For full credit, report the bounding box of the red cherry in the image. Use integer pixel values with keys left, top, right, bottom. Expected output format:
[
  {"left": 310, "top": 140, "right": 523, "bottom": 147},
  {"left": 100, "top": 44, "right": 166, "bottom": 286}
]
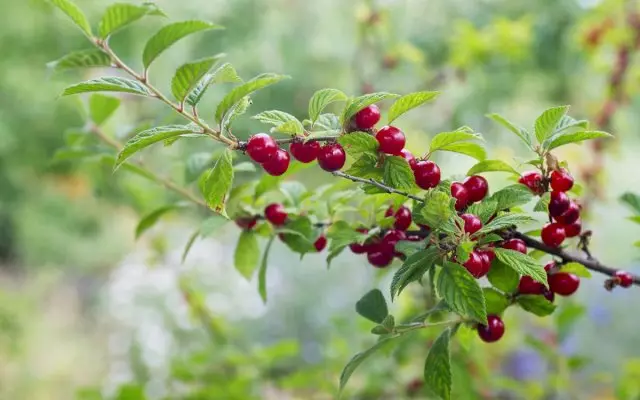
[
  {"left": 463, "top": 251, "right": 485, "bottom": 278},
  {"left": 354, "top": 104, "right": 381, "bottom": 130},
  {"left": 548, "top": 191, "right": 570, "bottom": 217},
  {"left": 477, "top": 251, "right": 492, "bottom": 277},
  {"left": 555, "top": 201, "right": 580, "bottom": 225},
  {"left": 350, "top": 228, "right": 370, "bottom": 254},
  {"left": 386, "top": 206, "right": 412, "bottom": 231},
  {"left": 615, "top": 270, "right": 634, "bottom": 288},
  {"left": 543, "top": 288, "right": 555, "bottom": 302},
  {"left": 399, "top": 148, "right": 417, "bottom": 170},
  {"left": 367, "top": 250, "right": 394, "bottom": 268},
  {"left": 381, "top": 229, "right": 407, "bottom": 254},
  {"left": 564, "top": 219, "right": 582, "bottom": 237},
  {"left": 544, "top": 261, "right": 556, "bottom": 272},
  {"left": 548, "top": 272, "right": 580, "bottom": 296},
  {"left": 478, "top": 248, "right": 496, "bottom": 263},
  {"left": 264, "top": 203, "right": 287, "bottom": 226},
  {"left": 289, "top": 140, "right": 320, "bottom": 163},
  {"left": 262, "top": 148, "right": 290, "bottom": 176},
  {"left": 550, "top": 169, "right": 574, "bottom": 192},
  {"left": 235, "top": 217, "right": 257, "bottom": 230},
  {"left": 376, "top": 126, "right": 406, "bottom": 155},
  {"left": 314, "top": 235, "right": 327, "bottom": 252},
  {"left": 541, "top": 223, "right": 566, "bottom": 247},
  {"left": 502, "top": 239, "right": 527, "bottom": 254},
  {"left": 463, "top": 175, "right": 489, "bottom": 203},
  {"left": 460, "top": 214, "right": 482, "bottom": 235},
  {"left": 518, "top": 276, "right": 544, "bottom": 295},
  {"left": 413, "top": 160, "right": 441, "bottom": 190},
  {"left": 451, "top": 182, "right": 469, "bottom": 211},
  {"left": 518, "top": 171, "right": 544, "bottom": 195},
  {"left": 477, "top": 315, "right": 505, "bottom": 343},
  {"left": 246, "top": 133, "right": 278, "bottom": 163},
  {"left": 317, "top": 143, "right": 346, "bottom": 171}
]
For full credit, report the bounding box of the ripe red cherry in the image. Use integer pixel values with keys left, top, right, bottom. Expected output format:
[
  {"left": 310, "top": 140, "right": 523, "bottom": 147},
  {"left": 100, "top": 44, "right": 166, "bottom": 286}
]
[
  {"left": 413, "top": 160, "right": 441, "bottom": 190},
  {"left": 350, "top": 228, "right": 370, "bottom": 254},
  {"left": 541, "top": 223, "right": 566, "bottom": 247},
  {"left": 451, "top": 182, "right": 469, "bottom": 211},
  {"left": 502, "top": 238, "right": 527, "bottom": 254},
  {"left": 314, "top": 235, "right": 327, "bottom": 252},
  {"left": 399, "top": 148, "right": 417, "bottom": 170},
  {"left": 246, "top": 133, "right": 278, "bottom": 163},
  {"left": 543, "top": 288, "right": 555, "bottom": 302},
  {"left": 317, "top": 143, "right": 346, "bottom": 171},
  {"left": 381, "top": 229, "right": 407, "bottom": 254},
  {"left": 564, "top": 219, "right": 582, "bottom": 237},
  {"left": 518, "top": 276, "right": 544, "bottom": 295},
  {"left": 463, "top": 175, "right": 489, "bottom": 203},
  {"left": 463, "top": 251, "right": 485, "bottom": 278},
  {"left": 477, "top": 248, "right": 495, "bottom": 263},
  {"left": 235, "top": 217, "right": 257, "bottom": 230},
  {"left": 477, "top": 315, "right": 505, "bottom": 343},
  {"left": 548, "top": 191, "right": 570, "bottom": 217},
  {"left": 518, "top": 171, "right": 544, "bottom": 195},
  {"left": 544, "top": 261, "right": 556, "bottom": 272},
  {"left": 460, "top": 214, "right": 482, "bottom": 235},
  {"left": 264, "top": 203, "right": 287, "bottom": 226},
  {"left": 555, "top": 201, "right": 580, "bottom": 225},
  {"left": 615, "top": 270, "right": 634, "bottom": 288},
  {"left": 550, "top": 169, "right": 574, "bottom": 192},
  {"left": 289, "top": 140, "right": 321, "bottom": 163},
  {"left": 262, "top": 148, "right": 290, "bottom": 176},
  {"left": 477, "top": 251, "right": 492, "bottom": 277},
  {"left": 354, "top": 104, "right": 381, "bottom": 130},
  {"left": 376, "top": 126, "right": 406, "bottom": 154},
  {"left": 367, "top": 250, "right": 394, "bottom": 268},
  {"left": 386, "top": 206, "right": 412, "bottom": 231},
  {"left": 548, "top": 272, "right": 580, "bottom": 296}
]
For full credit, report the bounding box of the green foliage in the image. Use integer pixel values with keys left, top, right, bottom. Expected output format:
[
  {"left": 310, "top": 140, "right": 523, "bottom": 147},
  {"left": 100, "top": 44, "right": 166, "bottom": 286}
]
[
  {"left": 115, "top": 125, "right": 199, "bottom": 169},
  {"left": 483, "top": 288, "right": 510, "bottom": 315},
  {"left": 387, "top": 91, "right": 440, "bottom": 123},
  {"left": 534, "top": 105, "right": 570, "bottom": 144},
  {"left": 437, "top": 262, "right": 487, "bottom": 324},
  {"left": 89, "top": 94, "right": 120, "bottom": 125},
  {"left": 383, "top": 156, "right": 415, "bottom": 190},
  {"left": 47, "top": 49, "right": 111, "bottom": 71},
  {"left": 234, "top": 230, "right": 260, "bottom": 279},
  {"left": 308, "top": 88, "right": 348, "bottom": 124},
  {"left": 338, "top": 132, "right": 379, "bottom": 158},
  {"left": 62, "top": 76, "right": 151, "bottom": 96},
  {"left": 429, "top": 130, "right": 486, "bottom": 160},
  {"left": 339, "top": 337, "right": 396, "bottom": 394},
  {"left": 341, "top": 92, "right": 399, "bottom": 124},
  {"left": 559, "top": 262, "right": 592, "bottom": 278},
  {"left": 423, "top": 328, "right": 453, "bottom": 400},
  {"left": 355, "top": 289, "right": 389, "bottom": 323},
  {"left": 49, "top": 0, "right": 93, "bottom": 37},
  {"left": 215, "top": 73, "right": 289, "bottom": 123},
  {"left": 135, "top": 204, "right": 182, "bottom": 239},
  {"left": 186, "top": 63, "right": 242, "bottom": 106},
  {"left": 171, "top": 56, "right": 224, "bottom": 102},
  {"left": 199, "top": 149, "right": 234, "bottom": 216},
  {"left": 517, "top": 295, "right": 556, "bottom": 317},
  {"left": 467, "top": 160, "right": 519, "bottom": 176},
  {"left": 494, "top": 248, "right": 548, "bottom": 286},
  {"left": 487, "top": 259, "right": 520, "bottom": 293},
  {"left": 390, "top": 246, "right": 440, "bottom": 299}
]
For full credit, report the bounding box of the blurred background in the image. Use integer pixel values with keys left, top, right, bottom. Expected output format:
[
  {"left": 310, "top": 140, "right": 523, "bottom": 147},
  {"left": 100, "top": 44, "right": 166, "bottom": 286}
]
[{"left": 2, "top": 0, "right": 640, "bottom": 398}]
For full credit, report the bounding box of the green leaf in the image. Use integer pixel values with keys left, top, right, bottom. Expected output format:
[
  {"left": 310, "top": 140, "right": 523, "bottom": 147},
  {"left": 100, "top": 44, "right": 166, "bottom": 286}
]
[
  {"left": 437, "top": 262, "right": 487, "bottom": 324},
  {"left": 49, "top": 0, "right": 92, "bottom": 38},
  {"left": 478, "top": 213, "right": 535, "bottom": 234},
  {"left": 534, "top": 105, "right": 569, "bottom": 144},
  {"left": 326, "top": 221, "right": 368, "bottom": 249},
  {"left": 383, "top": 156, "right": 415, "bottom": 191},
  {"left": 313, "top": 113, "right": 341, "bottom": 131},
  {"left": 559, "top": 262, "right": 592, "bottom": 278},
  {"left": 487, "top": 259, "right": 520, "bottom": 293},
  {"left": 258, "top": 236, "right": 276, "bottom": 303},
  {"left": 62, "top": 77, "right": 150, "bottom": 97},
  {"left": 98, "top": 2, "right": 162, "bottom": 38},
  {"left": 115, "top": 125, "right": 198, "bottom": 169},
  {"left": 89, "top": 94, "right": 120, "bottom": 125},
  {"left": 135, "top": 204, "right": 182, "bottom": 238},
  {"left": 487, "top": 113, "right": 533, "bottom": 148},
  {"left": 233, "top": 161, "right": 257, "bottom": 173},
  {"left": 494, "top": 248, "right": 547, "bottom": 287},
  {"left": 216, "top": 73, "right": 288, "bottom": 123},
  {"left": 278, "top": 216, "right": 315, "bottom": 254},
  {"left": 432, "top": 141, "right": 486, "bottom": 161},
  {"left": 387, "top": 91, "right": 440, "bottom": 123},
  {"left": 517, "top": 295, "right": 556, "bottom": 317},
  {"left": 345, "top": 154, "right": 381, "bottom": 179},
  {"left": 308, "top": 88, "right": 348, "bottom": 124},
  {"left": 545, "top": 131, "right": 613, "bottom": 151},
  {"left": 621, "top": 192, "right": 640, "bottom": 214},
  {"left": 394, "top": 240, "right": 426, "bottom": 257},
  {"left": 47, "top": 49, "right": 111, "bottom": 71},
  {"left": 465, "top": 200, "right": 497, "bottom": 224},
  {"left": 199, "top": 149, "right": 234, "bottom": 216},
  {"left": 467, "top": 160, "right": 519, "bottom": 176},
  {"left": 483, "top": 288, "right": 510, "bottom": 315},
  {"left": 234, "top": 230, "right": 260, "bottom": 279},
  {"left": 171, "top": 56, "right": 223, "bottom": 102},
  {"left": 143, "top": 20, "right": 222, "bottom": 68},
  {"left": 429, "top": 131, "right": 481, "bottom": 152},
  {"left": 252, "top": 110, "right": 303, "bottom": 135},
  {"left": 199, "top": 215, "right": 228, "bottom": 237},
  {"left": 186, "top": 63, "right": 243, "bottom": 106},
  {"left": 338, "top": 132, "right": 379, "bottom": 158},
  {"left": 534, "top": 192, "right": 551, "bottom": 212},
  {"left": 355, "top": 289, "right": 389, "bottom": 323},
  {"left": 221, "top": 96, "right": 251, "bottom": 134},
  {"left": 423, "top": 328, "right": 452, "bottom": 400},
  {"left": 339, "top": 337, "right": 396, "bottom": 394},
  {"left": 478, "top": 233, "right": 504, "bottom": 245},
  {"left": 371, "top": 315, "right": 396, "bottom": 335},
  {"left": 391, "top": 247, "right": 440, "bottom": 300},
  {"left": 181, "top": 229, "right": 200, "bottom": 263},
  {"left": 418, "top": 191, "right": 454, "bottom": 229},
  {"left": 341, "top": 92, "right": 400, "bottom": 124},
  {"left": 489, "top": 184, "right": 534, "bottom": 211}
]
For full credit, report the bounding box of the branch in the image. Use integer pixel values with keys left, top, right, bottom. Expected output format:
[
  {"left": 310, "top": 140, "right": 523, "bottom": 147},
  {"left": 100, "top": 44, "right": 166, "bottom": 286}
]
[{"left": 332, "top": 171, "right": 424, "bottom": 202}]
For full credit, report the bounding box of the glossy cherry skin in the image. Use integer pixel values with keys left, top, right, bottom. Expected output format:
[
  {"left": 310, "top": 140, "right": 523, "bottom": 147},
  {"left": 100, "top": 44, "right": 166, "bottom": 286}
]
[
  {"left": 548, "top": 272, "right": 580, "bottom": 296},
  {"left": 615, "top": 270, "right": 634, "bottom": 288},
  {"left": 550, "top": 169, "right": 574, "bottom": 192},
  {"left": 460, "top": 214, "right": 482, "bottom": 235},
  {"left": 548, "top": 191, "right": 570, "bottom": 217},
  {"left": 289, "top": 140, "right": 321, "bottom": 163},
  {"left": 399, "top": 148, "right": 417, "bottom": 170},
  {"left": 564, "top": 219, "right": 582, "bottom": 238},
  {"left": 555, "top": 201, "right": 580, "bottom": 225},
  {"left": 317, "top": 143, "right": 346, "bottom": 171},
  {"left": 314, "top": 235, "right": 327, "bottom": 252},
  {"left": 349, "top": 228, "right": 370, "bottom": 254},
  {"left": 463, "top": 251, "right": 485, "bottom": 278},
  {"left": 501, "top": 238, "right": 527, "bottom": 254},
  {"left": 264, "top": 203, "right": 288, "bottom": 226},
  {"left": 376, "top": 125, "right": 406, "bottom": 154},
  {"left": 354, "top": 104, "right": 381, "bottom": 130},
  {"left": 235, "top": 217, "right": 258, "bottom": 230},
  {"left": 451, "top": 182, "right": 470, "bottom": 211},
  {"left": 463, "top": 175, "right": 489, "bottom": 203},
  {"left": 518, "top": 275, "right": 545, "bottom": 295},
  {"left": 246, "top": 133, "right": 278, "bottom": 163},
  {"left": 367, "top": 250, "right": 394, "bottom": 268},
  {"left": 262, "top": 148, "right": 290, "bottom": 176},
  {"left": 541, "top": 223, "right": 566, "bottom": 248},
  {"left": 386, "top": 206, "right": 412, "bottom": 231},
  {"left": 477, "top": 315, "right": 505, "bottom": 343},
  {"left": 413, "top": 161, "right": 441, "bottom": 190},
  {"left": 519, "top": 171, "right": 545, "bottom": 195}
]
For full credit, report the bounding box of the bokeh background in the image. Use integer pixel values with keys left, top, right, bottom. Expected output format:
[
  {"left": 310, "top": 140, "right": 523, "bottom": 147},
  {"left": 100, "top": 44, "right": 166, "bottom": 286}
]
[{"left": 2, "top": 0, "right": 640, "bottom": 399}]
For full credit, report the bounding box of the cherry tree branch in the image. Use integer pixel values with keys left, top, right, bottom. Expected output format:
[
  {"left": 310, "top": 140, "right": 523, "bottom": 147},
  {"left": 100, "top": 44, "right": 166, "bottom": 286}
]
[{"left": 332, "top": 171, "right": 424, "bottom": 202}]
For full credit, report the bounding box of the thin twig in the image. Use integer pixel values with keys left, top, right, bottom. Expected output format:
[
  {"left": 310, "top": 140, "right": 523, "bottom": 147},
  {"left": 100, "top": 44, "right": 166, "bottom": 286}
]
[{"left": 332, "top": 171, "right": 424, "bottom": 202}]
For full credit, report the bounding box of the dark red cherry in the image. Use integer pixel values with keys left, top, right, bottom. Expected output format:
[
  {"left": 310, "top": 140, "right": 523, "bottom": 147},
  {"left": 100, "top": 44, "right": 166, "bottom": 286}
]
[
  {"left": 477, "top": 315, "right": 505, "bottom": 343},
  {"left": 463, "top": 175, "right": 489, "bottom": 203},
  {"left": 246, "top": 133, "right": 278, "bottom": 163}
]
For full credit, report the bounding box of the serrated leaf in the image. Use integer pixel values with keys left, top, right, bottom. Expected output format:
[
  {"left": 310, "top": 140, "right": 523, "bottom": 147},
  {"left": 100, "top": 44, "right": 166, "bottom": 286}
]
[
  {"left": 308, "top": 88, "right": 348, "bottom": 124},
  {"left": 89, "top": 94, "right": 120, "bottom": 125},
  {"left": 559, "top": 262, "right": 592, "bottom": 278},
  {"left": 338, "top": 132, "right": 379, "bottom": 158},
  {"left": 258, "top": 236, "right": 276, "bottom": 303},
  {"left": 534, "top": 192, "right": 551, "bottom": 212},
  {"left": 418, "top": 191, "right": 454, "bottom": 229},
  {"left": 326, "top": 221, "right": 368, "bottom": 248},
  {"left": 356, "top": 289, "right": 388, "bottom": 323},
  {"left": 482, "top": 287, "right": 510, "bottom": 315},
  {"left": 394, "top": 240, "right": 426, "bottom": 257},
  {"left": 478, "top": 213, "right": 534, "bottom": 234},
  {"left": 272, "top": 120, "right": 304, "bottom": 135},
  {"left": 465, "top": 200, "right": 497, "bottom": 224},
  {"left": 279, "top": 181, "right": 308, "bottom": 206},
  {"left": 98, "top": 3, "right": 162, "bottom": 38},
  {"left": 487, "top": 113, "right": 533, "bottom": 148},
  {"left": 387, "top": 91, "right": 440, "bottom": 123},
  {"left": 423, "top": 328, "right": 452, "bottom": 400},
  {"left": 545, "top": 130, "right": 612, "bottom": 151},
  {"left": 47, "top": 49, "right": 111, "bottom": 71},
  {"left": 216, "top": 73, "right": 288, "bottom": 123},
  {"left": 467, "top": 160, "right": 518, "bottom": 176},
  {"left": 221, "top": 96, "right": 251, "bottom": 133},
  {"left": 62, "top": 77, "right": 150, "bottom": 97},
  {"left": 487, "top": 259, "right": 519, "bottom": 293},
  {"left": 313, "top": 113, "right": 341, "bottom": 131},
  {"left": 341, "top": 92, "right": 400, "bottom": 124},
  {"left": 517, "top": 295, "right": 556, "bottom": 317},
  {"left": 429, "top": 131, "right": 481, "bottom": 152},
  {"left": 278, "top": 216, "right": 315, "bottom": 254},
  {"left": 489, "top": 184, "right": 534, "bottom": 211},
  {"left": 339, "top": 337, "right": 396, "bottom": 394},
  {"left": 534, "top": 105, "right": 569, "bottom": 144},
  {"left": 199, "top": 149, "right": 234, "bottom": 216},
  {"left": 143, "top": 20, "right": 222, "bottom": 68},
  {"left": 437, "top": 262, "right": 487, "bottom": 324},
  {"left": 234, "top": 230, "right": 260, "bottom": 279},
  {"left": 345, "top": 154, "right": 381, "bottom": 179},
  {"left": 186, "top": 63, "right": 243, "bottom": 106},
  {"left": 135, "top": 204, "right": 181, "bottom": 238},
  {"left": 494, "top": 248, "right": 547, "bottom": 287},
  {"left": 171, "top": 56, "right": 223, "bottom": 102},
  {"left": 621, "top": 192, "right": 640, "bottom": 214},
  {"left": 115, "top": 125, "right": 198, "bottom": 169},
  {"left": 391, "top": 246, "right": 440, "bottom": 299},
  {"left": 383, "top": 156, "right": 415, "bottom": 190},
  {"left": 253, "top": 110, "right": 300, "bottom": 128},
  {"left": 49, "top": 0, "right": 92, "bottom": 37}
]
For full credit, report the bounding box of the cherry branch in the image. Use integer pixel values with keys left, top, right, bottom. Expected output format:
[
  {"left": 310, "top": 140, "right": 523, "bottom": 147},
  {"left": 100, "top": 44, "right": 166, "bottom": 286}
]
[{"left": 332, "top": 171, "right": 424, "bottom": 202}]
